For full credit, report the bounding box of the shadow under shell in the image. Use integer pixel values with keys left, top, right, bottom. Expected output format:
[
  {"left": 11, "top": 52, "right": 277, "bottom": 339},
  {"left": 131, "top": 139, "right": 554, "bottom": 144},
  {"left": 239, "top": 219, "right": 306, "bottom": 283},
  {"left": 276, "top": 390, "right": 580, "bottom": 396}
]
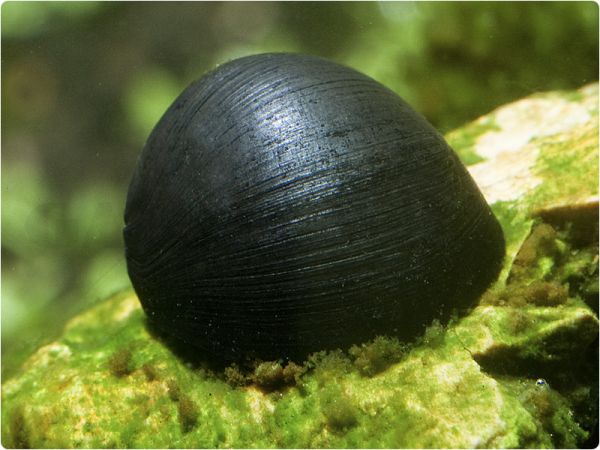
[{"left": 124, "top": 53, "right": 505, "bottom": 364}]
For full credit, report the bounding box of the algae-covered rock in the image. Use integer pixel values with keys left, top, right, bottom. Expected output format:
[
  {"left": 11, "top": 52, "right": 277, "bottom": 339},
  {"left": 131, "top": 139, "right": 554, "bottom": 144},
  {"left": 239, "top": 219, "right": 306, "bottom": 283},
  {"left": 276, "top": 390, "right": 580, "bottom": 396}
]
[{"left": 2, "top": 84, "right": 598, "bottom": 448}]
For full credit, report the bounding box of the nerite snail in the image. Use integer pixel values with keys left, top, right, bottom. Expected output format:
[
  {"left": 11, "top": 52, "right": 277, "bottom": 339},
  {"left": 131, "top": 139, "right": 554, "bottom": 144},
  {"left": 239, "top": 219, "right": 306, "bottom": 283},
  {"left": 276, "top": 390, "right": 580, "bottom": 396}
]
[{"left": 123, "top": 53, "right": 505, "bottom": 363}]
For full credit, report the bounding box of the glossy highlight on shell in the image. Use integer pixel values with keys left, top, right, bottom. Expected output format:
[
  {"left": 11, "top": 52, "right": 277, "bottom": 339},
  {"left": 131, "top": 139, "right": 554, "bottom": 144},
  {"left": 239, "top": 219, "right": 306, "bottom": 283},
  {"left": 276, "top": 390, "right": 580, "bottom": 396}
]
[{"left": 123, "top": 53, "right": 505, "bottom": 363}]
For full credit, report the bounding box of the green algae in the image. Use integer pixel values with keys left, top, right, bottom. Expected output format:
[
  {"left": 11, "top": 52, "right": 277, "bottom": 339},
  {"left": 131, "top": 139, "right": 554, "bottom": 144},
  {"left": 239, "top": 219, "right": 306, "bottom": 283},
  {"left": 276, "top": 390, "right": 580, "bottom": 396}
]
[
  {"left": 528, "top": 121, "right": 599, "bottom": 211},
  {"left": 7, "top": 405, "right": 29, "bottom": 449},
  {"left": 489, "top": 200, "right": 535, "bottom": 285},
  {"left": 108, "top": 347, "right": 134, "bottom": 378},
  {"left": 348, "top": 335, "right": 408, "bottom": 376},
  {"left": 498, "top": 378, "right": 588, "bottom": 449},
  {"left": 321, "top": 389, "right": 359, "bottom": 432},
  {"left": 446, "top": 114, "right": 500, "bottom": 165},
  {"left": 177, "top": 394, "right": 200, "bottom": 433}
]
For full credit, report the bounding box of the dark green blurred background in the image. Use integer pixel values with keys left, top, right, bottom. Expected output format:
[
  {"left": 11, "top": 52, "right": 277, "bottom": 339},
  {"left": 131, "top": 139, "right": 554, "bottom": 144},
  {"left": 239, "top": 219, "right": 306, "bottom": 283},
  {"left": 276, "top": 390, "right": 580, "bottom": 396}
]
[{"left": 1, "top": 1, "right": 598, "bottom": 377}]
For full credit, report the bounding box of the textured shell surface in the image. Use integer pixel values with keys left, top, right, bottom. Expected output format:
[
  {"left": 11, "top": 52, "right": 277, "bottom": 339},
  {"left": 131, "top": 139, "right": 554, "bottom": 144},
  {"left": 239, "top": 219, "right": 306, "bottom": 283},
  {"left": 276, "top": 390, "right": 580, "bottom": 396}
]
[{"left": 124, "top": 53, "right": 505, "bottom": 363}]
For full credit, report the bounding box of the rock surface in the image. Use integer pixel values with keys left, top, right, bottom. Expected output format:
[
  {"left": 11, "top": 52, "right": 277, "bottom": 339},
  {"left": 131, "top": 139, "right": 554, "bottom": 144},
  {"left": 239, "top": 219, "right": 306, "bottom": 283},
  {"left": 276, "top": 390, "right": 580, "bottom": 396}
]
[{"left": 2, "top": 83, "right": 598, "bottom": 448}]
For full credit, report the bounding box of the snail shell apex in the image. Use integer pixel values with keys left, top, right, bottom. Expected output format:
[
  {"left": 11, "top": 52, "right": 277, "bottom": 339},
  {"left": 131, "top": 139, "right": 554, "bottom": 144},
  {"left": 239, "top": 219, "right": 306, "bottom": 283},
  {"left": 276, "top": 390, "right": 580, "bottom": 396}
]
[{"left": 124, "top": 53, "right": 505, "bottom": 363}]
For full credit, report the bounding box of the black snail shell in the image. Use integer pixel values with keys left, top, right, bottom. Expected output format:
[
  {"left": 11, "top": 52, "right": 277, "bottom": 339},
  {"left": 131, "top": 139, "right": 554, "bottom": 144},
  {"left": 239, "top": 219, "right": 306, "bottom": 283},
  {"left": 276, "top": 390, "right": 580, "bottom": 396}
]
[{"left": 124, "top": 53, "right": 505, "bottom": 363}]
